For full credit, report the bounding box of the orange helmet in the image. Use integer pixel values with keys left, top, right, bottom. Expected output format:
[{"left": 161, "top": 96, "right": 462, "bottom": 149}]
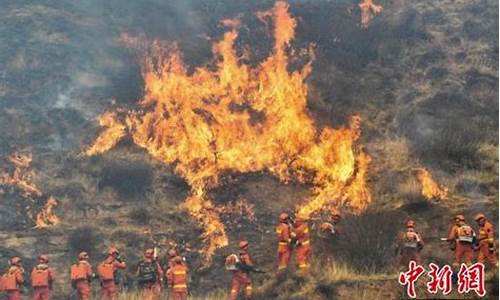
[
  {"left": 279, "top": 212, "right": 289, "bottom": 222},
  {"left": 474, "top": 213, "right": 486, "bottom": 222},
  {"left": 454, "top": 215, "right": 465, "bottom": 222},
  {"left": 173, "top": 256, "right": 183, "bottom": 264},
  {"left": 108, "top": 247, "right": 119, "bottom": 256},
  {"left": 38, "top": 254, "right": 49, "bottom": 263},
  {"left": 406, "top": 220, "right": 416, "bottom": 228},
  {"left": 320, "top": 222, "right": 334, "bottom": 233},
  {"left": 239, "top": 240, "right": 249, "bottom": 249},
  {"left": 10, "top": 257, "right": 22, "bottom": 265},
  {"left": 79, "top": 252, "right": 89, "bottom": 260},
  {"left": 144, "top": 248, "right": 154, "bottom": 258},
  {"left": 167, "top": 249, "right": 178, "bottom": 258}
]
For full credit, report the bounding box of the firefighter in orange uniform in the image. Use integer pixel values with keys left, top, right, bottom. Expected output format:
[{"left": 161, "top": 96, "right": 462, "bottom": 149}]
[
  {"left": 447, "top": 215, "right": 476, "bottom": 267},
  {"left": 1, "top": 257, "right": 25, "bottom": 300},
  {"left": 166, "top": 249, "right": 179, "bottom": 269},
  {"left": 294, "top": 215, "right": 311, "bottom": 271},
  {"left": 136, "top": 248, "right": 163, "bottom": 300},
  {"left": 397, "top": 220, "right": 424, "bottom": 267},
  {"left": 230, "top": 241, "right": 254, "bottom": 300},
  {"left": 474, "top": 213, "right": 498, "bottom": 267},
  {"left": 276, "top": 212, "right": 293, "bottom": 272},
  {"left": 165, "top": 256, "right": 189, "bottom": 300},
  {"left": 97, "top": 247, "right": 126, "bottom": 300},
  {"left": 70, "top": 252, "right": 94, "bottom": 300},
  {"left": 317, "top": 210, "right": 342, "bottom": 263},
  {"left": 31, "top": 254, "right": 55, "bottom": 300}
]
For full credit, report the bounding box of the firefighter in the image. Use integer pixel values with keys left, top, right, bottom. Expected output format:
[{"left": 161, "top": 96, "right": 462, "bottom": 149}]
[
  {"left": 31, "top": 254, "right": 55, "bottom": 300},
  {"left": 165, "top": 256, "right": 189, "bottom": 300},
  {"left": 276, "top": 212, "right": 293, "bottom": 272},
  {"left": 397, "top": 220, "right": 424, "bottom": 267},
  {"left": 166, "top": 248, "right": 179, "bottom": 269},
  {"left": 317, "top": 210, "right": 342, "bottom": 263},
  {"left": 1, "top": 257, "right": 25, "bottom": 300},
  {"left": 229, "top": 241, "right": 254, "bottom": 300},
  {"left": 294, "top": 215, "right": 311, "bottom": 271},
  {"left": 447, "top": 215, "right": 476, "bottom": 267},
  {"left": 97, "top": 247, "right": 126, "bottom": 300},
  {"left": 70, "top": 252, "right": 94, "bottom": 300},
  {"left": 136, "top": 248, "right": 163, "bottom": 300},
  {"left": 474, "top": 213, "right": 498, "bottom": 267}
]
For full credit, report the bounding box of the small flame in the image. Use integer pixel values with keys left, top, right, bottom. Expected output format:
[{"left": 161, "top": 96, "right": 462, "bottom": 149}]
[
  {"left": 85, "top": 1, "right": 371, "bottom": 263},
  {"left": 0, "top": 152, "right": 42, "bottom": 197},
  {"left": 416, "top": 168, "right": 448, "bottom": 201},
  {"left": 35, "top": 196, "right": 60, "bottom": 228},
  {"left": 0, "top": 152, "right": 60, "bottom": 228},
  {"left": 359, "top": 0, "right": 383, "bottom": 28}
]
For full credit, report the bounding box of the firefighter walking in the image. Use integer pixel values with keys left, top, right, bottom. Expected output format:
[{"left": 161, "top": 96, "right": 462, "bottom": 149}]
[
  {"left": 294, "top": 215, "right": 311, "bottom": 271},
  {"left": 97, "top": 247, "right": 126, "bottom": 300},
  {"left": 397, "top": 220, "right": 424, "bottom": 267},
  {"left": 474, "top": 213, "right": 498, "bottom": 267},
  {"left": 229, "top": 241, "right": 255, "bottom": 300},
  {"left": 447, "top": 215, "right": 476, "bottom": 267},
  {"left": 276, "top": 212, "right": 293, "bottom": 272},
  {"left": 1, "top": 257, "right": 25, "bottom": 300},
  {"left": 31, "top": 254, "right": 55, "bottom": 300},
  {"left": 165, "top": 256, "right": 189, "bottom": 300},
  {"left": 136, "top": 248, "right": 163, "bottom": 300}
]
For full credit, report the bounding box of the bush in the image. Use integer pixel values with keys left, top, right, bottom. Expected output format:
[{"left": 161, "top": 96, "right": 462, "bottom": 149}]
[
  {"left": 416, "top": 120, "right": 483, "bottom": 168},
  {"left": 67, "top": 226, "right": 104, "bottom": 256},
  {"left": 333, "top": 211, "right": 406, "bottom": 272},
  {"left": 128, "top": 207, "right": 151, "bottom": 225},
  {"left": 98, "top": 160, "right": 152, "bottom": 201}
]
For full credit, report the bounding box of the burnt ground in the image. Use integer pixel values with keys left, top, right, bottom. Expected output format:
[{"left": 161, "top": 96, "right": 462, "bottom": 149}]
[{"left": 0, "top": 0, "right": 498, "bottom": 299}]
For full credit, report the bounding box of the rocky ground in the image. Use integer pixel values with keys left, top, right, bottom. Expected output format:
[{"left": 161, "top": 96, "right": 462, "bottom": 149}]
[{"left": 0, "top": 0, "right": 498, "bottom": 299}]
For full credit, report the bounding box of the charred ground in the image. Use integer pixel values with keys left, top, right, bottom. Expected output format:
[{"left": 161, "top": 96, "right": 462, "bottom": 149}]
[{"left": 0, "top": 0, "right": 498, "bottom": 299}]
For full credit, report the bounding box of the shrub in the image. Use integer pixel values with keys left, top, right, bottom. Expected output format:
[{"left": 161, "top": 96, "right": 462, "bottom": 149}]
[{"left": 67, "top": 226, "right": 104, "bottom": 256}]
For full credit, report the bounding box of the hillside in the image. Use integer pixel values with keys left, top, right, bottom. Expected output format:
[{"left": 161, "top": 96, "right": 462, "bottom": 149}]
[{"left": 0, "top": 0, "right": 498, "bottom": 299}]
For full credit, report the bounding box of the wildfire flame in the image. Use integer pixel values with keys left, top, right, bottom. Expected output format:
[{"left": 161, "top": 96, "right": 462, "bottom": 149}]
[
  {"left": 0, "top": 151, "right": 60, "bottom": 228},
  {"left": 35, "top": 196, "right": 61, "bottom": 228},
  {"left": 0, "top": 152, "right": 42, "bottom": 197},
  {"left": 359, "top": 0, "right": 383, "bottom": 27},
  {"left": 84, "top": 1, "right": 371, "bottom": 264},
  {"left": 416, "top": 168, "right": 448, "bottom": 201}
]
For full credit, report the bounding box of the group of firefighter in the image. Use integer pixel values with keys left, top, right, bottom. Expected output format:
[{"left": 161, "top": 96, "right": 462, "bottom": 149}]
[{"left": 0, "top": 211, "right": 497, "bottom": 300}]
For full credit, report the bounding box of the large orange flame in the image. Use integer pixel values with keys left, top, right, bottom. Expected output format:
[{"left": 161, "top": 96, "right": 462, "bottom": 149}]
[
  {"left": 84, "top": 1, "right": 371, "bottom": 264},
  {"left": 416, "top": 168, "right": 448, "bottom": 201}
]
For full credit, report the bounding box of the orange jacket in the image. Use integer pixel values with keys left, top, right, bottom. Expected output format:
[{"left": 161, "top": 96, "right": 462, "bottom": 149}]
[
  {"left": 97, "top": 257, "right": 126, "bottom": 281},
  {"left": 1, "top": 266, "right": 24, "bottom": 291},
  {"left": 398, "top": 229, "right": 424, "bottom": 249},
  {"left": 31, "top": 264, "right": 55, "bottom": 287},
  {"left": 478, "top": 221, "right": 495, "bottom": 243},
  {"left": 70, "top": 260, "right": 93, "bottom": 281},
  {"left": 294, "top": 223, "right": 310, "bottom": 246},
  {"left": 166, "top": 264, "right": 188, "bottom": 292},
  {"left": 276, "top": 223, "right": 292, "bottom": 249},
  {"left": 448, "top": 224, "right": 475, "bottom": 242}
]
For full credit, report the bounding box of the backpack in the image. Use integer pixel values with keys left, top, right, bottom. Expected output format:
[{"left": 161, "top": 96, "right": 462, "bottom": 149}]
[
  {"left": 1, "top": 272, "right": 18, "bottom": 291},
  {"left": 457, "top": 225, "right": 474, "bottom": 243},
  {"left": 70, "top": 263, "right": 88, "bottom": 281},
  {"left": 225, "top": 254, "right": 239, "bottom": 271},
  {"left": 31, "top": 266, "right": 49, "bottom": 287},
  {"left": 403, "top": 231, "right": 418, "bottom": 249},
  {"left": 137, "top": 261, "right": 157, "bottom": 285},
  {"left": 97, "top": 262, "right": 115, "bottom": 281}
]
